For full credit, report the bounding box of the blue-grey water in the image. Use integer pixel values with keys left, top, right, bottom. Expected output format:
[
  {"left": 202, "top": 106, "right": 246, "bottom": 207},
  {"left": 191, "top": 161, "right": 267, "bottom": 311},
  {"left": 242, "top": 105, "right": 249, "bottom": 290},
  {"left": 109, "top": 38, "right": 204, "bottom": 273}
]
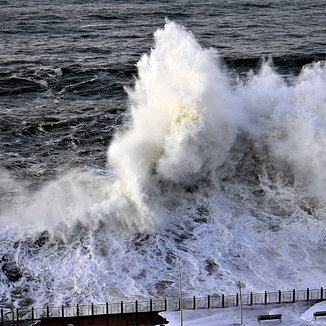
[{"left": 1, "top": 0, "right": 326, "bottom": 311}]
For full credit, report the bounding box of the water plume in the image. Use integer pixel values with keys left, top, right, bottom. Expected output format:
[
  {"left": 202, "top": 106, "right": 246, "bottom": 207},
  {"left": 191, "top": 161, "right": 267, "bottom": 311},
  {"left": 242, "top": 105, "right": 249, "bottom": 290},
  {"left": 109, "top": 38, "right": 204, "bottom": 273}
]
[
  {"left": 237, "top": 60, "right": 326, "bottom": 202},
  {"left": 106, "top": 21, "right": 238, "bottom": 231}
]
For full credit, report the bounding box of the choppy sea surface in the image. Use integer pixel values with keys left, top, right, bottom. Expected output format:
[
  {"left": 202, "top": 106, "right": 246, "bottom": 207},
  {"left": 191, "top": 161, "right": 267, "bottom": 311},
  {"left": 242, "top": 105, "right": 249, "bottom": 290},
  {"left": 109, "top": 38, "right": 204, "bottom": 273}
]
[{"left": 1, "top": 0, "right": 326, "bottom": 309}]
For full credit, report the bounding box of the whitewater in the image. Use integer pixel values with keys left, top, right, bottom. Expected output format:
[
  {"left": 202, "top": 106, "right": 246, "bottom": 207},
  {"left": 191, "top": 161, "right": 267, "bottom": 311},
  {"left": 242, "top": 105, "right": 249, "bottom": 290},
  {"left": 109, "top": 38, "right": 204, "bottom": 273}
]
[{"left": 1, "top": 21, "right": 326, "bottom": 311}]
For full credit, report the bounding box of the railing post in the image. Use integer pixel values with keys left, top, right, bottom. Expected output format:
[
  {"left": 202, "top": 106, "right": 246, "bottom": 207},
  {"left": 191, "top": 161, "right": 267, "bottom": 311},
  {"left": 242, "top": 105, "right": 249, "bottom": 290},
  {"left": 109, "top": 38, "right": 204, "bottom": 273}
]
[
  {"left": 164, "top": 298, "right": 167, "bottom": 311},
  {"left": 47, "top": 306, "right": 49, "bottom": 319},
  {"left": 307, "top": 288, "right": 310, "bottom": 302},
  {"left": 193, "top": 296, "right": 196, "bottom": 310},
  {"left": 293, "top": 289, "right": 296, "bottom": 303},
  {"left": 121, "top": 301, "right": 124, "bottom": 315},
  {"left": 91, "top": 303, "right": 94, "bottom": 316},
  {"left": 135, "top": 300, "right": 138, "bottom": 314},
  {"left": 279, "top": 290, "right": 281, "bottom": 304},
  {"left": 264, "top": 291, "right": 267, "bottom": 305},
  {"left": 321, "top": 287, "right": 324, "bottom": 301},
  {"left": 16, "top": 308, "right": 19, "bottom": 322},
  {"left": 208, "top": 295, "right": 210, "bottom": 309},
  {"left": 77, "top": 304, "right": 79, "bottom": 318},
  {"left": 222, "top": 294, "right": 225, "bottom": 308},
  {"left": 236, "top": 293, "right": 239, "bottom": 306},
  {"left": 150, "top": 299, "right": 153, "bottom": 313},
  {"left": 250, "top": 292, "right": 253, "bottom": 306},
  {"left": 1, "top": 309, "right": 3, "bottom": 325},
  {"left": 62, "top": 305, "right": 64, "bottom": 319},
  {"left": 31, "top": 307, "right": 34, "bottom": 320}
]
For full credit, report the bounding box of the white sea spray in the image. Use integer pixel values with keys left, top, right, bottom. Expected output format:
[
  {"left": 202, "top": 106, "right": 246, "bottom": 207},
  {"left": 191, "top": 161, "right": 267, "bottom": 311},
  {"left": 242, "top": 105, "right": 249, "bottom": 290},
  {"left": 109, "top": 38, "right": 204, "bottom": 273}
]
[{"left": 0, "top": 22, "right": 326, "bottom": 309}]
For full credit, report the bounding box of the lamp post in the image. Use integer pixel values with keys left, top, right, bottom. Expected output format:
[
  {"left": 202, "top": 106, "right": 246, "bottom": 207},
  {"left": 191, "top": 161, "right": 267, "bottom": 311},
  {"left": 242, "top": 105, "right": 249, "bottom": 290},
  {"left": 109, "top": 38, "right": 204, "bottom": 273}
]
[
  {"left": 178, "top": 258, "right": 183, "bottom": 326},
  {"left": 11, "top": 295, "right": 14, "bottom": 325},
  {"left": 237, "top": 281, "right": 243, "bottom": 325}
]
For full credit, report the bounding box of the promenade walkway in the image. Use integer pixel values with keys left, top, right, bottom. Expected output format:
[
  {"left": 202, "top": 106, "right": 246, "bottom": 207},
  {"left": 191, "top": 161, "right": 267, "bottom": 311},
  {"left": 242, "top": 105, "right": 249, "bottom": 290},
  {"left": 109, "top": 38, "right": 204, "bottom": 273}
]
[{"left": 160, "top": 301, "right": 326, "bottom": 325}]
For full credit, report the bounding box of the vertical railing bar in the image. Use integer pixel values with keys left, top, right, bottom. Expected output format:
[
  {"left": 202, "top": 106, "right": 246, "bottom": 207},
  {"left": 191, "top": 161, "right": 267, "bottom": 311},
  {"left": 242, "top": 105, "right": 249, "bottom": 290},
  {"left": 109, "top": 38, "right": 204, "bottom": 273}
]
[
  {"left": 278, "top": 290, "right": 281, "bottom": 304},
  {"left": 307, "top": 288, "right": 310, "bottom": 302},
  {"left": 321, "top": 287, "right": 324, "bottom": 301}
]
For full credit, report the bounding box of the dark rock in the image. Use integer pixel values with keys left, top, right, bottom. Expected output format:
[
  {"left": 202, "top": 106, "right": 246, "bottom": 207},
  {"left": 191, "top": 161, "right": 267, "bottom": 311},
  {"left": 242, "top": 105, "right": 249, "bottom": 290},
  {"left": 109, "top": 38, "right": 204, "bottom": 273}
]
[
  {"left": 34, "top": 231, "right": 50, "bottom": 247},
  {"left": 205, "top": 260, "right": 220, "bottom": 276},
  {"left": 2, "top": 261, "right": 22, "bottom": 282},
  {"left": 19, "top": 296, "right": 36, "bottom": 307}
]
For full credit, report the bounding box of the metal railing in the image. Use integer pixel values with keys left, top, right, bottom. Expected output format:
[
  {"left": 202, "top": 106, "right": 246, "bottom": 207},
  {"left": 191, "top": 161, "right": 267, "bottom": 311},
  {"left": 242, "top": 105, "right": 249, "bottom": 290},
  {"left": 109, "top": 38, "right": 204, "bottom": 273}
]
[{"left": 1, "top": 287, "right": 324, "bottom": 324}]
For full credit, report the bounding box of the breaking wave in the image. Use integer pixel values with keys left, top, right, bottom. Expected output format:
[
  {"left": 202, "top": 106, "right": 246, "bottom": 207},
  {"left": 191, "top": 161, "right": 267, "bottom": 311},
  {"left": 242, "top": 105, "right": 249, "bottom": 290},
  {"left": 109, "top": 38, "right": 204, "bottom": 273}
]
[{"left": 1, "top": 21, "right": 326, "bottom": 309}]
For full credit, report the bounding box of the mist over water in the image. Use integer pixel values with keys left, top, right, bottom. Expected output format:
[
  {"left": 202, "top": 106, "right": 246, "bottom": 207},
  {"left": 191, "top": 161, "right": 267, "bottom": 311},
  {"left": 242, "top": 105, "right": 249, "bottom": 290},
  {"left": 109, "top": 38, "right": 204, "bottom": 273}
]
[{"left": 1, "top": 16, "right": 326, "bottom": 311}]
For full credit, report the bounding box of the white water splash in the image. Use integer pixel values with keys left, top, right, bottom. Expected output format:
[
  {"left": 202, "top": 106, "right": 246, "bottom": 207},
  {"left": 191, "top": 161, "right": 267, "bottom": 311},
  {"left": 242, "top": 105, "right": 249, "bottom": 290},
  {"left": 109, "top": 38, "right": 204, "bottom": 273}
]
[
  {"left": 236, "top": 60, "right": 326, "bottom": 201},
  {"left": 106, "top": 20, "right": 240, "bottom": 232},
  {"left": 1, "top": 22, "right": 326, "bottom": 309}
]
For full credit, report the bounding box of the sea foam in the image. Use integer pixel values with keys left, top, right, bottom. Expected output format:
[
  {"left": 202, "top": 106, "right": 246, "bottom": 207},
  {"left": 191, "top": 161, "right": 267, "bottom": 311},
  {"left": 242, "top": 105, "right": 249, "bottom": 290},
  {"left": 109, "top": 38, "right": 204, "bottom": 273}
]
[{"left": 1, "top": 21, "right": 326, "bottom": 308}]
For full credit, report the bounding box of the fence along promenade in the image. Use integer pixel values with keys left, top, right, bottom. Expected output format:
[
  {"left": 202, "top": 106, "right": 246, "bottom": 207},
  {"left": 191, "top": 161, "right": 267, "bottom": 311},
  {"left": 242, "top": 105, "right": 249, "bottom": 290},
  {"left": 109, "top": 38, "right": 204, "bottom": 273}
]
[{"left": 0, "top": 287, "right": 325, "bottom": 324}]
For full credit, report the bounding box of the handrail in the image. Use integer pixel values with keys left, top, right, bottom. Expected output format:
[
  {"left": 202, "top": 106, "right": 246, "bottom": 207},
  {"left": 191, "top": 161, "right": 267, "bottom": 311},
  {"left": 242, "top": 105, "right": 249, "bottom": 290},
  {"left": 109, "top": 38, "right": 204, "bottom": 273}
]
[{"left": 0, "top": 287, "right": 324, "bottom": 323}]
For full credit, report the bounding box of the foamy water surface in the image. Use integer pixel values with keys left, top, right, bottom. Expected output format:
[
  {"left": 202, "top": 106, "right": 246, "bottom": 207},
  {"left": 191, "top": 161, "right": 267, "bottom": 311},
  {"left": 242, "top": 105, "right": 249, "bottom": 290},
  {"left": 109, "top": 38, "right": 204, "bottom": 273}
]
[{"left": 0, "top": 4, "right": 326, "bottom": 311}]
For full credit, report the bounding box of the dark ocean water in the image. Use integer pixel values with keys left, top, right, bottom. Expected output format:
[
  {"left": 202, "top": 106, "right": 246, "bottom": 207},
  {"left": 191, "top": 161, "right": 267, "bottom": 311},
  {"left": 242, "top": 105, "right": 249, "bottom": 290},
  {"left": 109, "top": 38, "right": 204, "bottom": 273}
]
[
  {"left": 1, "top": 0, "right": 325, "bottom": 187},
  {"left": 1, "top": 0, "right": 326, "bottom": 310}
]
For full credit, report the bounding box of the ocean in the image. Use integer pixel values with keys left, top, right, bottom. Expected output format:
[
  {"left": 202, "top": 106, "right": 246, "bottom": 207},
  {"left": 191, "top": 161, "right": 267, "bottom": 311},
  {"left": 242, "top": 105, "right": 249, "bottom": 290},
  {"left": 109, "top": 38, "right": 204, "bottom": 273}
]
[{"left": 1, "top": 0, "right": 326, "bottom": 310}]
